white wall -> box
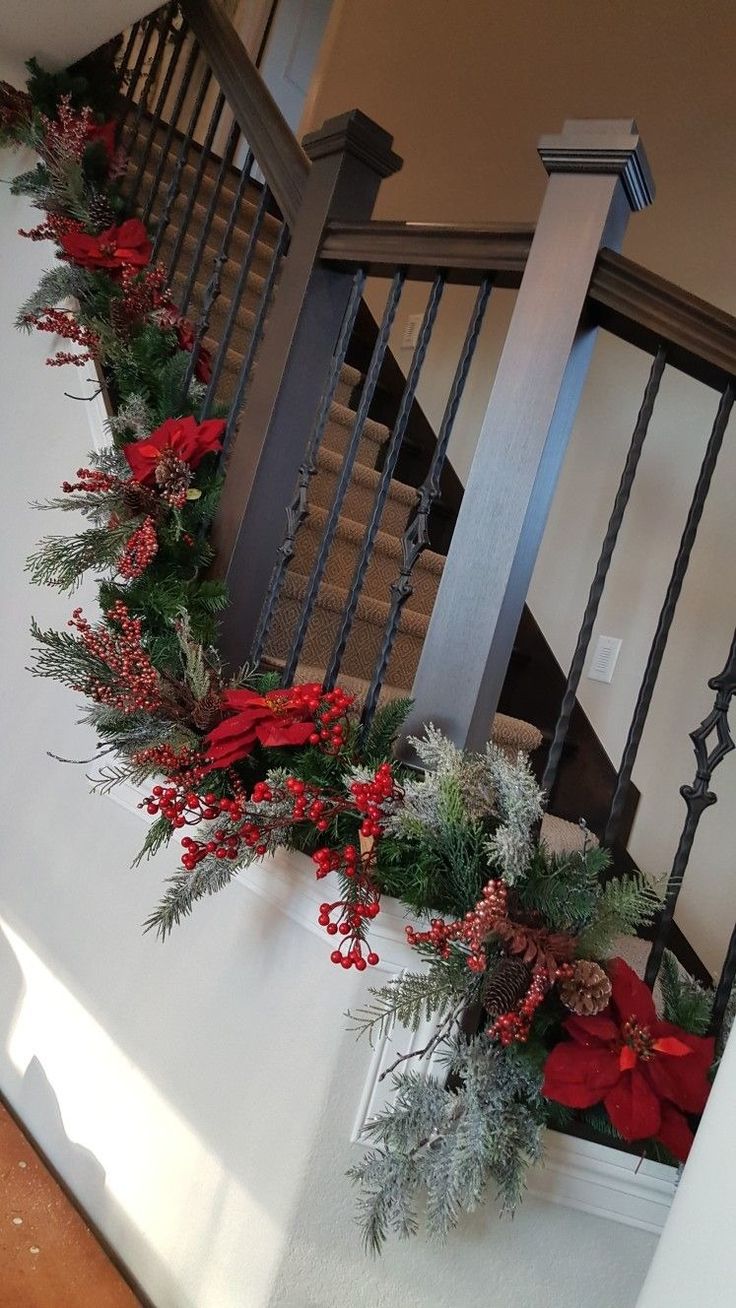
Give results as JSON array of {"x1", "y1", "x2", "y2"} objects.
[
  {"x1": 0, "y1": 1, "x2": 158, "y2": 71},
  {"x1": 303, "y1": 0, "x2": 736, "y2": 977},
  {"x1": 0, "y1": 113, "x2": 656, "y2": 1303}
]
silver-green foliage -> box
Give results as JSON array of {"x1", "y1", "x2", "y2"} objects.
[{"x1": 349, "y1": 1038, "x2": 544, "y2": 1251}]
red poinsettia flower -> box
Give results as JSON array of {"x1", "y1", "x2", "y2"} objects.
[
  {"x1": 59, "y1": 218, "x2": 151, "y2": 272},
  {"x1": 174, "y1": 318, "x2": 214, "y2": 384},
  {"x1": 122, "y1": 416, "x2": 225, "y2": 485},
  {"x1": 205, "y1": 684, "x2": 324, "y2": 768},
  {"x1": 542, "y1": 958, "x2": 714, "y2": 1161},
  {"x1": 85, "y1": 119, "x2": 117, "y2": 159}
]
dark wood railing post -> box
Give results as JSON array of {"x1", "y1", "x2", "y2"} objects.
[
  {"x1": 403, "y1": 118, "x2": 655, "y2": 753},
  {"x1": 214, "y1": 110, "x2": 402, "y2": 666}
]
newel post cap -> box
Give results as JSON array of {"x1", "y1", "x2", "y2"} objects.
[
  {"x1": 302, "y1": 109, "x2": 403, "y2": 178},
  {"x1": 538, "y1": 118, "x2": 655, "y2": 211}
]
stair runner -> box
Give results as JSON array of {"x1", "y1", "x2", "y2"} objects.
[{"x1": 133, "y1": 129, "x2": 589, "y2": 856}]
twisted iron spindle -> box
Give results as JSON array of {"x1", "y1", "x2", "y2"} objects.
[
  {"x1": 141, "y1": 36, "x2": 201, "y2": 226},
  {"x1": 542, "y1": 346, "x2": 667, "y2": 799},
  {"x1": 151, "y1": 63, "x2": 213, "y2": 264},
  {"x1": 180, "y1": 252, "x2": 226, "y2": 400},
  {"x1": 323, "y1": 273, "x2": 445, "y2": 690},
  {"x1": 199, "y1": 159, "x2": 271, "y2": 417},
  {"x1": 166, "y1": 88, "x2": 227, "y2": 282},
  {"x1": 605, "y1": 384, "x2": 734, "y2": 846},
  {"x1": 250, "y1": 269, "x2": 367, "y2": 666},
  {"x1": 180, "y1": 115, "x2": 241, "y2": 315},
  {"x1": 220, "y1": 221, "x2": 289, "y2": 457},
  {"x1": 281, "y1": 270, "x2": 406, "y2": 685},
  {"x1": 118, "y1": 11, "x2": 158, "y2": 133},
  {"x1": 126, "y1": 14, "x2": 188, "y2": 211},
  {"x1": 115, "y1": 20, "x2": 142, "y2": 93},
  {"x1": 123, "y1": 3, "x2": 177, "y2": 164},
  {"x1": 644, "y1": 627, "x2": 736, "y2": 990},
  {"x1": 361, "y1": 277, "x2": 492, "y2": 726}
]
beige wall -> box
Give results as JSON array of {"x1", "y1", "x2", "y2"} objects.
[{"x1": 302, "y1": 0, "x2": 736, "y2": 974}]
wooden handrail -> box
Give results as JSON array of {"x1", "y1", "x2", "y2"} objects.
[
  {"x1": 588, "y1": 249, "x2": 736, "y2": 390},
  {"x1": 180, "y1": 0, "x2": 310, "y2": 228},
  {"x1": 319, "y1": 219, "x2": 535, "y2": 285}
]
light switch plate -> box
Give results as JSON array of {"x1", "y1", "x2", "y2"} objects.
[{"x1": 588, "y1": 635, "x2": 622, "y2": 683}]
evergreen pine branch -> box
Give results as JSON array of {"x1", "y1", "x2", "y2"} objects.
[
  {"x1": 576, "y1": 874, "x2": 660, "y2": 958},
  {"x1": 659, "y1": 951, "x2": 714, "y2": 1035},
  {"x1": 16, "y1": 264, "x2": 91, "y2": 324},
  {"x1": 144, "y1": 857, "x2": 243, "y2": 938},
  {"x1": 361, "y1": 698, "x2": 413, "y2": 764},
  {"x1": 132, "y1": 816, "x2": 173, "y2": 868},
  {"x1": 30, "y1": 617, "x2": 107, "y2": 691},
  {"x1": 27, "y1": 521, "x2": 135, "y2": 591},
  {"x1": 516, "y1": 844, "x2": 611, "y2": 933},
  {"x1": 347, "y1": 954, "x2": 475, "y2": 1046}
]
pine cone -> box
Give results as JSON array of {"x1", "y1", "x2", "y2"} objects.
[
  {"x1": 482, "y1": 958, "x2": 533, "y2": 1019},
  {"x1": 87, "y1": 190, "x2": 116, "y2": 233},
  {"x1": 154, "y1": 447, "x2": 192, "y2": 506},
  {"x1": 120, "y1": 481, "x2": 160, "y2": 519},
  {"x1": 559, "y1": 960, "x2": 612, "y2": 1016}
]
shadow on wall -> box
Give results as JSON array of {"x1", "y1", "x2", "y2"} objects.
[{"x1": 0, "y1": 925, "x2": 166, "y2": 1307}]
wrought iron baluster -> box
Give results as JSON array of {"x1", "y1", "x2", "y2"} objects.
[
  {"x1": 118, "y1": 11, "x2": 158, "y2": 132},
  {"x1": 361, "y1": 277, "x2": 492, "y2": 726},
  {"x1": 605, "y1": 384, "x2": 734, "y2": 846},
  {"x1": 180, "y1": 115, "x2": 241, "y2": 316},
  {"x1": 180, "y1": 252, "x2": 227, "y2": 400},
  {"x1": 250, "y1": 269, "x2": 367, "y2": 665},
  {"x1": 151, "y1": 63, "x2": 213, "y2": 264},
  {"x1": 115, "y1": 20, "x2": 142, "y2": 93},
  {"x1": 220, "y1": 221, "x2": 289, "y2": 456},
  {"x1": 542, "y1": 346, "x2": 667, "y2": 798},
  {"x1": 644, "y1": 628, "x2": 736, "y2": 989},
  {"x1": 122, "y1": 3, "x2": 177, "y2": 165},
  {"x1": 281, "y1": 270, "x2": 406, "y2": 685},
  {"x1": 198, "y1": 153, "x2": 265, "y2": 416},
  {"x1": 166, "y1": 89, "x2": 228, "y2": 282},
  {"x1": 323, "y1": 273, "x2": 445, "y2": 690},
  {"x1": 141, "y1": 37, "x2": 201, "y2": 226},
  {"x1": 127, "y1": 14, "x2": 188, "y2": 211}
]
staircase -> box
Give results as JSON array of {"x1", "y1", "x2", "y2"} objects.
[{"x1": 132, "y1": 123, "x2": 599, "y2": 858}]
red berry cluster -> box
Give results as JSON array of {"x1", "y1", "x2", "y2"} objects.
[
  {"x1": 68, "y1": 601, "x2": 162, "y2": 714},
  {"x1": 349, "y1": 762, "x2": 398, "y2": 839},
  {"x1": 19, "y1": 213, "x2": 82, "y2": 242},
  {"x1": 405, "y1": 878, "x2": 510, "y2": 973},
  {"x1": 305, "y1": 685, "x2": 354, "y2": 753},
  {"x1": 40, "y1": 96, "x2": 95, "y2": 164},
  {"x1": 22, "y1": 306, "x2": 100, "y2": 367},
  {"x1": 141, "y1": 786, "x2": 247, "y2": 871},
  {"x1": 112, "y1": 263, "x2": 168, "y2": 338},
  {"x1": 62, "y1": 467, "x2": 119, "y2": 495},
  {"x1": 131, "y1": 743, "x2": 202, "y2": 781},
  {"x1": 313, "y1": 844, "x2": 381, "y2": 970},
  {"x1": 118, "y1": 516, "x2": 158, "y2": 579}
]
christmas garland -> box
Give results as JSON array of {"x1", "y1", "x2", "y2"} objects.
[{"x1": 2, "y1": 53, "x2": 718, "y2": 1251}]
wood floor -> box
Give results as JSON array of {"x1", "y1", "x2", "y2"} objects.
[{"x1": 0, "y1": 1101, "x2": 140, "y2": 1307}]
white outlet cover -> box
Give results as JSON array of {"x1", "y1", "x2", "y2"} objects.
[{"x1": 588, "y1": 635, "x2": 622, "y2": 684}]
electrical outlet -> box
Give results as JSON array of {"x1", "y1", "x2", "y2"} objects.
[
  {"x1": 588, "y1": 635, "x2": 622, "y2": 684},
  {"x1": 402, "y1": 314, "x2": 423, "y2": 349}
]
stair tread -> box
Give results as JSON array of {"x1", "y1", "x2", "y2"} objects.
[
  {"x1": 328, "y1": 399, "x2": 390, "y2": 449},
  {"x1": 280, "y1": 567, "x2": 429, "y2": 637},
  {"x1": 305, "y1": 502, "x2": 445, "y2": 576}
]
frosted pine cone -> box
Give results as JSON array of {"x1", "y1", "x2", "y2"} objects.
[
  {"x1": 87, "y1": 190, "x2": 116, "y2": 232},
  {"x1": 559, "y1": 960, "x2": 612, "y2": 1016}
]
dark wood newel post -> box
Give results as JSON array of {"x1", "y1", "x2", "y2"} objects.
[
  {"x1": 404, "y1": 118, "x2": 655, "y2": 754},
  {"x1": 213, "y1": 109, "x2": 402, "y2": 667}
]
